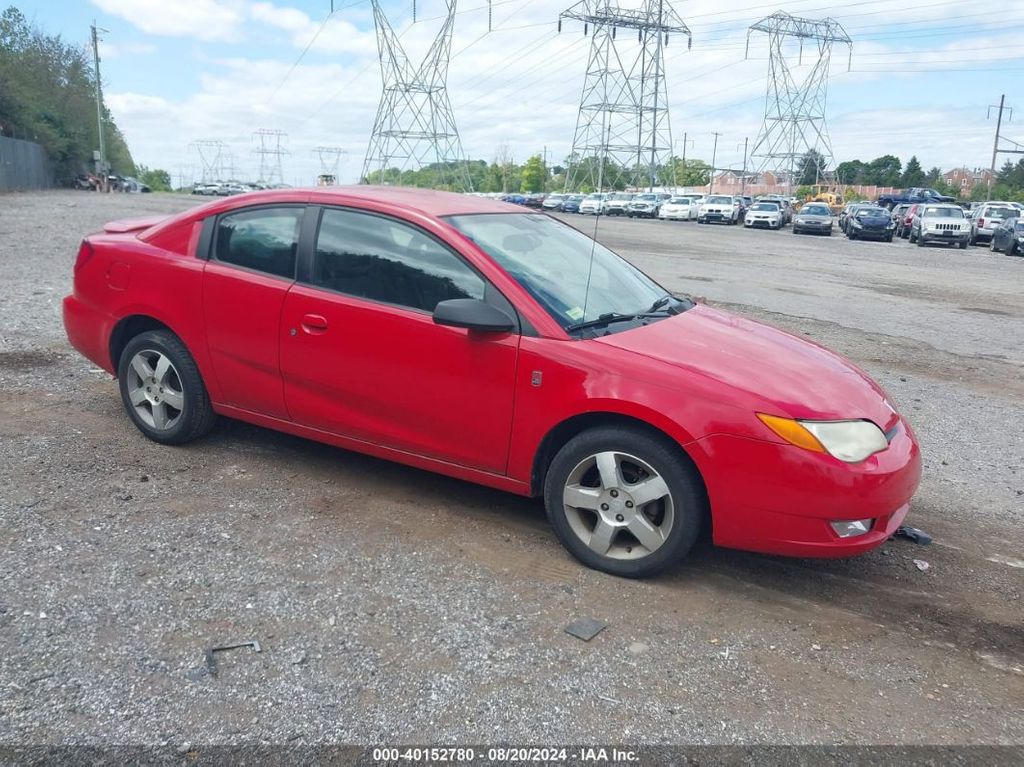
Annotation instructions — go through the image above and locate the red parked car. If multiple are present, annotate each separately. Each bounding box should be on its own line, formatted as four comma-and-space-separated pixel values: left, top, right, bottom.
63, 187, 922, 577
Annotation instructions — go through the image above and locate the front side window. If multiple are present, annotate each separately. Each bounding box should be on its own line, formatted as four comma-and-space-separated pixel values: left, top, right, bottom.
446, 213, 677, 329
214, 207, 302, 278
312, 208, 484, 313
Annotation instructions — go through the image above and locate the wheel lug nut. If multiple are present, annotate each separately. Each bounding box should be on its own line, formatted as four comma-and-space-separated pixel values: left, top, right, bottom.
615, 514, 624, 522
600, 503, 609, 511
625, 501, 633, 508
610, 489, 618, 498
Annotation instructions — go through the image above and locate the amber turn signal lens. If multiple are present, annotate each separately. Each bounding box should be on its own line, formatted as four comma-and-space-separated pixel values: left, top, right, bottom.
756, 413, 826, 453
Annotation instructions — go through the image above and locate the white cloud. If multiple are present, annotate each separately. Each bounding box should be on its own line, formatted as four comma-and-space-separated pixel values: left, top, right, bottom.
91, 0, 248, 42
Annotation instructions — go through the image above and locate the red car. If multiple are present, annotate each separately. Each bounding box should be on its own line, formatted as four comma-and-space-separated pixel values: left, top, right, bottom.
63, 187, 922, 577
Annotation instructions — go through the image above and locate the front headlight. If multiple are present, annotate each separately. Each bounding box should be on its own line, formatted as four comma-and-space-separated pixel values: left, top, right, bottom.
757, 414, 889, 463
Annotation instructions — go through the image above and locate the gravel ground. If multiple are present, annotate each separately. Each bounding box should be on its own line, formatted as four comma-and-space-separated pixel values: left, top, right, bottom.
0, 191, 1021, 746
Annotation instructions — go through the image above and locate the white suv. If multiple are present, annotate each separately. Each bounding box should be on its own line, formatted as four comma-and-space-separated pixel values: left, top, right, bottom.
578, 193, 607, 215
698, 195, 738, 225
969, 202, 1018, 245
910, 204, 970, 249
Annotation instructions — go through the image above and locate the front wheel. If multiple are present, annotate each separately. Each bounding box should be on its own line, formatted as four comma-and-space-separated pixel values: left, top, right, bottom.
543, 427, 704, 578
916, 233, 925, 247
117, 330, 216, 445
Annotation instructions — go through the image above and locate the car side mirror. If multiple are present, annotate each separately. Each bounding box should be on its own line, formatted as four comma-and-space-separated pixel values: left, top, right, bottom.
433, 298, 515, 333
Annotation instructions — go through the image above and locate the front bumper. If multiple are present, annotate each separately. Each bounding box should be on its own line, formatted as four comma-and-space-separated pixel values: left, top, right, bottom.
689, 419, 922, 558
850, 226, 893, 239
745, 218, 779, 228
921, 230, 969, 244
700, 211, 732, 223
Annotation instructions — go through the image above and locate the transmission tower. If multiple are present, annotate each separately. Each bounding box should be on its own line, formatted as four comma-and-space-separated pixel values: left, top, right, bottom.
746, 12, 851, 191
560, 0, 691, 193
253, 128, 289, 186
190, 140, 228, 182
313, 146, 348, 181
361, 0, 472, 191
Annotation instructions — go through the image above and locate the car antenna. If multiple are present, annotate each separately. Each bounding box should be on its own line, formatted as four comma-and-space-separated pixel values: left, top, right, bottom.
580, 119, 612, 323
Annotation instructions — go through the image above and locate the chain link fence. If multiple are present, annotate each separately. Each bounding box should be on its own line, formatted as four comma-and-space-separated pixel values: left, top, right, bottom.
0, 136, 53, 191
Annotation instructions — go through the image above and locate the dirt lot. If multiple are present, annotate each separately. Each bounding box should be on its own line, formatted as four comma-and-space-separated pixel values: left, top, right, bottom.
0, 191, 1021, 746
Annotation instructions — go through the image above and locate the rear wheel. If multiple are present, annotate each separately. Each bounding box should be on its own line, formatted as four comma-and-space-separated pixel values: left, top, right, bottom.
117, 330, 216, 445
544, 427, 704, 578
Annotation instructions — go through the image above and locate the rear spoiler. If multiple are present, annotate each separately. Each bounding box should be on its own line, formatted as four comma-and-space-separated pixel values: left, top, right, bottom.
102, 215, 167, 234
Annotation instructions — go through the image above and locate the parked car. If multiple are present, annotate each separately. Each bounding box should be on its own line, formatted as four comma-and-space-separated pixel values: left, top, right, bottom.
578, 193, 607, 215
658, 196, 698, 221
697, 195, 738, 224
845, 206, 895, 242
604, 193, 634, 216
758, 195, 792, 224
502, 193, 527, 206
627, 193, 665, 218
909, 204, 970, 248
744, 201, 783, 230
62, 187, 921, 577
522, 193, 546, 209
560, 194, 584, 213
876, 187, 956, 210
839, 203, 871, 233
890, 204, 910, 229
792, 203, 834, 235
989, 216, 1024, 256
895, 203, 920, 238
968, 202, 1018, 245
541, 194, 566, 211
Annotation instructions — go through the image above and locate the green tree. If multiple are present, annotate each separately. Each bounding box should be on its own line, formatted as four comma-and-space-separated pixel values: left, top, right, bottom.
835, 160, 865, 185
925, 166, 942, 185
137, 165, 171, 191
969, 183, 988, 202
863, 155, 902, 187
901, 156, 925, 187
797, 149, 826, 186
520, 154, 547, 193
0, 5, 134, 182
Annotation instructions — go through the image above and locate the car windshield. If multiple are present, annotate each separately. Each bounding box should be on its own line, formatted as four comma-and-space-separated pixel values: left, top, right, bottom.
924, 207, 964, 218
610, 193, 633, 200
706, 196, 731, 204
986, 207, 1015, 218
445, 213, 679, 330
547, 195, 565, 201
668, 197, 689, 203
636, 194, 657, 201
857, 208, 888, 218
751, 203, 777, 211
802, 205, 830, 216
585, 194, 603, 200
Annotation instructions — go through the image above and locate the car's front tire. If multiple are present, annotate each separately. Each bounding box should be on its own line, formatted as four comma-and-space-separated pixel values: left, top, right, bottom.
117, 330, 216, 445
543, 426, 704, 578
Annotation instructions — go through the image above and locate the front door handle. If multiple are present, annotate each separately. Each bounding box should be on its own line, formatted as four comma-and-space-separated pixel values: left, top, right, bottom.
300, 313, 328, 334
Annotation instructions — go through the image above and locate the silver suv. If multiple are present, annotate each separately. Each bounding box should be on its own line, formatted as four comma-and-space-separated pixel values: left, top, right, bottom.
969, 202, 1018, 245
910, 204, 970, 249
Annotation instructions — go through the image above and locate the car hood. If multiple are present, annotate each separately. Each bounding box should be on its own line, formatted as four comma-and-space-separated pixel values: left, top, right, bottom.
596, 305, 896, 426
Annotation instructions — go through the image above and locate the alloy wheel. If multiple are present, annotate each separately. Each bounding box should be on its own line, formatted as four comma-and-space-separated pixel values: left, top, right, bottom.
125, 349, 185, 431
561, 451, 674, 561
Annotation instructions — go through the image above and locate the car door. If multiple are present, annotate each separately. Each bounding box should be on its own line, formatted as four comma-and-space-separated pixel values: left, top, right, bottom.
279, 206, 519, 474
202, 204, 309, 419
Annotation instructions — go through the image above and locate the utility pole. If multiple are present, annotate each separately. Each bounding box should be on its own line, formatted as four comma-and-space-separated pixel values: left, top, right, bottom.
988, 95, 1009, 200
708, 131, 721, 194
90, 22, 108, 190
738, 137, 749, 195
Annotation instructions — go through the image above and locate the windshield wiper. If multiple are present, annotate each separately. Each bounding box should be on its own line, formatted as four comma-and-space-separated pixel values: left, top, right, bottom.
565, 312, 641, 333
566, 297, 683, 334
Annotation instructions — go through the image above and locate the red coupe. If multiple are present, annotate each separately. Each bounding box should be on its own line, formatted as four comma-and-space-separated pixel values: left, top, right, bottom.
63, 187, 921, 577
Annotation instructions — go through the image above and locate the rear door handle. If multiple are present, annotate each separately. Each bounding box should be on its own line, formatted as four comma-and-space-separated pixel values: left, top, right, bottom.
300, 313, 328, 333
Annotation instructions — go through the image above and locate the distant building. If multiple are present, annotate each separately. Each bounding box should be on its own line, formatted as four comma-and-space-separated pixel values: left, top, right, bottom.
942, 167, 993, 191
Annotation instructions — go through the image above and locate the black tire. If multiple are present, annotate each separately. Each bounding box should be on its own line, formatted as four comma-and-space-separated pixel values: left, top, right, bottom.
916, 233, 925, 247
886, 233, 894, 243
848, 230, 857, 240
117, 329, 216, 445
543, 426, 704, 578
909, 229, 917, 243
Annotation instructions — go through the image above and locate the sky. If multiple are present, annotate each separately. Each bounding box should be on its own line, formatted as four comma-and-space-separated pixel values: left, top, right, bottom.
12, 0, 1024, 186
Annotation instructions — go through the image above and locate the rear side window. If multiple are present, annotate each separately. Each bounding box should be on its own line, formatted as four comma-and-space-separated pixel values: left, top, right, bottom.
312, 208, 485, 313
214, 207, 302, 279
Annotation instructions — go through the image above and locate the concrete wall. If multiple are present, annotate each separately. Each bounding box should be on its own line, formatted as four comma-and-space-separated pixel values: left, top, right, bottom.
0, 136, 53, 192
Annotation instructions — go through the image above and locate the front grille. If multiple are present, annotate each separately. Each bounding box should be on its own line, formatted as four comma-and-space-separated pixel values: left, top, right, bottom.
933, 223, 960, 231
